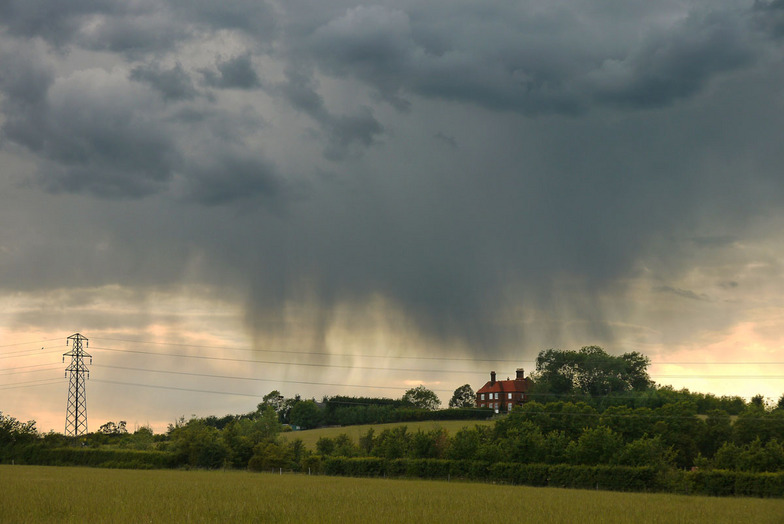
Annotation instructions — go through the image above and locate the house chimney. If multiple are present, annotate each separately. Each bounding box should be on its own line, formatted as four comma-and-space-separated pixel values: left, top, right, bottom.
490, 371, 496, 384
516, 368, 525, 380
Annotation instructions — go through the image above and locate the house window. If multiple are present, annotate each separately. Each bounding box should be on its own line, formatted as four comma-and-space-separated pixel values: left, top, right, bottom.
480, 393, 485, 400
507, 403, 512, 411
508, 393, 512, 400
494, 393, 499, 399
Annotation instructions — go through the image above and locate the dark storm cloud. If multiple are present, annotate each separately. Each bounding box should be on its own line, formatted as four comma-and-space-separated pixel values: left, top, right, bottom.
0, 0, 118, 46
590, 10, 755, 108
179, 153, 282, 206
201, 54, 262, 90
753, 0, 784, 38
130, 62, 199, 101
286, 1, 774, 114
0, 0, 277, 53
169, 0, 277, 36
0, 45, 53, 131
0, 63, 179, 198
2, 0, 784, 354
279, 68, 384, 160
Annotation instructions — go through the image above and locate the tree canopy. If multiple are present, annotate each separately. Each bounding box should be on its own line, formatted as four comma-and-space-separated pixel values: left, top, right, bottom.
534, 346, 652, 396
449, 384, 476, 408
402, 385, 441, 410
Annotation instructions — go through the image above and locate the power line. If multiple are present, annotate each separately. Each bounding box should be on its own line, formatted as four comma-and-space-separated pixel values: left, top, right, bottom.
0, 362, 61, 372
0, 337, 62, 349
92, 339, 784, 366
87, 345, 784, 377
0, 378, 63, 390
4, 336, 784, 367
0, 365, 61, 376
94, 337, 522, 362
0, 348, 63, 359
89, 348, 490, 374
92, 378, 454, 395
90, 363, 784, 389
88, 350, 784, 381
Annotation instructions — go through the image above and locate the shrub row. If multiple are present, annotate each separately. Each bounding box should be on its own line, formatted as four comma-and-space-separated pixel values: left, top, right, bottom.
679, 470, 784, 498
322, 406, 493, 427
6, 445, 179, 469
391, 408, 494, 423
320, 458, 784, 497
322, 457, 660, 491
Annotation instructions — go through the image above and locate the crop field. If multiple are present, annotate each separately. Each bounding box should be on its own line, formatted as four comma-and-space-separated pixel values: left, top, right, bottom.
279, 419, 494, 448
1, 465, 783, 523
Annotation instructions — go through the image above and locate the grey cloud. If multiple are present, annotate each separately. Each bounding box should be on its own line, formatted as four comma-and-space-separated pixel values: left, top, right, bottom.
753, 0, 784, 38
281, 69, 383, 160
691, 236, 737, 248
434, 132, 457, 148
290, 2, 770, 115
0, 1, 277, 52
201, 54, 261, 90
0, 0, 118, 46
77, 11, 190, 56
590, 11, 755, 108
655, 286, 712, 301
0, 46, 54, 153
169, 0, 277, 37
4, 0, 784, 357
130, 62, 199, 101
3, 68, 179, 198
178, 153, 282, 206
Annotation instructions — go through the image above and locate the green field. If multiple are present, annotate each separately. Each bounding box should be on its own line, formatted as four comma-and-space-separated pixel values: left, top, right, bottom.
279, 419, 494, 448
1, 465, 783, 523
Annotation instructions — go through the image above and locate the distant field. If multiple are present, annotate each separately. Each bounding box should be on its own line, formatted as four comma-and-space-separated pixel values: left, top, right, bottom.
2, 465, 783, 523
280, 419, 494, 448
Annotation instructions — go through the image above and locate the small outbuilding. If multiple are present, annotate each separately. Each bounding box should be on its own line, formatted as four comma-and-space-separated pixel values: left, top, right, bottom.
476, 368, 532, 414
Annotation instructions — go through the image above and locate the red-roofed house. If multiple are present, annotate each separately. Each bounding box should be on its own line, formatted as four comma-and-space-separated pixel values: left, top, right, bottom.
476, 368, 533, 414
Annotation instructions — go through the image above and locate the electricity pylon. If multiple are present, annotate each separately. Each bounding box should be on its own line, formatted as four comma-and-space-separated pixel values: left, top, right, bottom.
63, 333, 91, 436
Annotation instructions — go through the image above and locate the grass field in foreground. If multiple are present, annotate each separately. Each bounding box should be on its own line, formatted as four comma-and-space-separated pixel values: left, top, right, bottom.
1, 465, 783, 523
279, 419, 494, 448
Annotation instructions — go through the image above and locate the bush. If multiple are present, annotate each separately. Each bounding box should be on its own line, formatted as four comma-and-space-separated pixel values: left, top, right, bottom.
684, 469, 784, 497
489, 463, 549, 486
546, 464, 659, 491
10, 446, 178, 469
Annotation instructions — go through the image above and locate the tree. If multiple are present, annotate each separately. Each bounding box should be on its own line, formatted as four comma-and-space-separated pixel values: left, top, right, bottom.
402, 385, 441, 410
168, 418, 228, 468
253, 406, 282, 440
534, 346, 653, 396
449, 384, 475, 408
616, 435, 674, 469
566, 426, 623, 465
289, 400, 323, 429
0, 412, 37, 447
258, 390, 285, 419
98, 420, 128, 435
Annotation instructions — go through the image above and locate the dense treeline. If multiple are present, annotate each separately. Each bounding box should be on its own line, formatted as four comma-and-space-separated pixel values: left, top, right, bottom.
2, 347, 784, 497
4, 394, 784, 483
312, 401, 784, 471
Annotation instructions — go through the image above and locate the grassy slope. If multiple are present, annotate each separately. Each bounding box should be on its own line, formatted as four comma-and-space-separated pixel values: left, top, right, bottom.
279, 419, 494, 448
2, 465, 783, 523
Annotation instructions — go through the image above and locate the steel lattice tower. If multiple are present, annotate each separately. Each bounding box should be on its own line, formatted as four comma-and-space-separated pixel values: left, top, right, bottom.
63, 333, 92, 436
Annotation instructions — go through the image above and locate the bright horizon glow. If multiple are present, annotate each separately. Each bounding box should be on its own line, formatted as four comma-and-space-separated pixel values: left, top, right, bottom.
2, 284, 782, 435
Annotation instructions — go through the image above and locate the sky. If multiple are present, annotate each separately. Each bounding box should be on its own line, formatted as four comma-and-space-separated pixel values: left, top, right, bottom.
2, 0, 784, 434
